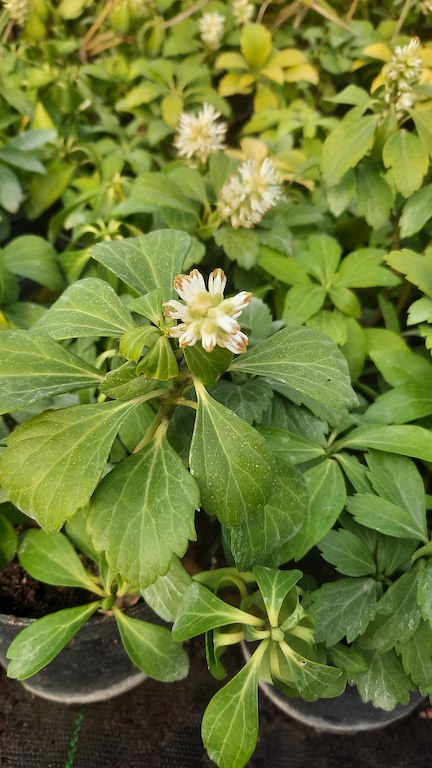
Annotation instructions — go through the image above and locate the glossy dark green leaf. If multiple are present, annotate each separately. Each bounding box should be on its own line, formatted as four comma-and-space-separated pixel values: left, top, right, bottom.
371, 570, 421, 652
355, 649, 413, 710
0, 401, 138, 531
0, 512, 17, 569
7, 602, 101, 679
32, 278, 134, 339
202, 644, 265, 768
141, 556, 192, 622
3, 236, 64, 291
183, 345, 232, 387
114, 609, 189, 682
229, 326, 356, 410
189, 382, 275, 526
311, 578, 380, 645
91, 230, 191, 299
88, 427, 198, 587
253, 566, 302, 626
319, 529, 376, 577
0, 331, 102, 414
172, 582, 264, 642
18, 529, 100, 592
230, 460, 307, 570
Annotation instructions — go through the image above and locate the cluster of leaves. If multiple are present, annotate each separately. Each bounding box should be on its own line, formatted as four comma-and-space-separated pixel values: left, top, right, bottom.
1, 2, 432, 767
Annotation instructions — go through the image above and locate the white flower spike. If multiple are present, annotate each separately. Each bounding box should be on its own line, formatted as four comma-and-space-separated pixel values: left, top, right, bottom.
218, 157, 282, 229
163, 268, 252, 354
232, 0, 255, 26
199, 11, 225, 51
3, 0, 30, 25
174, 103, 227, 164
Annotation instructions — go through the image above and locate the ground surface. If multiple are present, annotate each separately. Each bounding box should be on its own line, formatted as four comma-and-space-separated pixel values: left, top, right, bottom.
0, 640, 430, 767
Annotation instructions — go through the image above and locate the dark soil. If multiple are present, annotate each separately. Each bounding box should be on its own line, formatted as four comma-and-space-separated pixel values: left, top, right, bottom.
0, 560, 97, 619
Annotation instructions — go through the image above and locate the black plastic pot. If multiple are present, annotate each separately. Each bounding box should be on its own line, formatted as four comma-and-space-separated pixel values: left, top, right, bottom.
241, 643, 423, 733
0, 603, 151, 704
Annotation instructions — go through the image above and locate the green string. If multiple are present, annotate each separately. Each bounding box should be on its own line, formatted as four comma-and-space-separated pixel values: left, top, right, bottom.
64, 708, 84, 768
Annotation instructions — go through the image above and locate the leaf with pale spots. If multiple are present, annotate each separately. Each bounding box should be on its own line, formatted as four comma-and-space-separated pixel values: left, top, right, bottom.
0, 331, 102, 414
90, 230, 192, 299
189, 382, 275, 526
88, 429, 199, 587
31, 278, 134, 339
0, 401, 139, 532
229, 326, 357, 410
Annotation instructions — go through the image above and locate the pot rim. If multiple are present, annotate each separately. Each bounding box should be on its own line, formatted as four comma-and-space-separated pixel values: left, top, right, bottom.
0, 598, 146, 629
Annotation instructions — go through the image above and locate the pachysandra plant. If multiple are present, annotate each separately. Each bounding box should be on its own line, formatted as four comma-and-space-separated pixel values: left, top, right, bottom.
0, 229, 356, 764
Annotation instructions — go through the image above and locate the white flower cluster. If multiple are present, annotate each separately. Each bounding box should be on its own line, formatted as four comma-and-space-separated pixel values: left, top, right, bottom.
218, 158, 282, 229
3, 0, 30, 25
383, 37, 423, 113
232, 0, 255, 26
164, 268, 252, 354
420, 1, 432, 14
199, 11, 225, 51
174, 103, 227, 164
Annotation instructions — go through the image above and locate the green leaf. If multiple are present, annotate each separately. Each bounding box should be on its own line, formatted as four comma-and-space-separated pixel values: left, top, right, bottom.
253, 566, 302, 626
114, 609, 189, 682
6, 602, 101, 679
210, 379, 273, 425
230, 460, 307, 571
399, 184, 432, 238
366, 452, 426, 532
283, 284, 326, 325
347, 494, 427, 542
239, 297, 273, 344
365, 384, 432, 424
257, 247, 309, 286
319, 529, 376, 577
136, 336, 179, 380
2, 236, 64, 291
17, 529, 100, 592
356, 165, 394, 229
129, 288, 165, 326
189, 382, 275, 527
32, 279, 134, 339
26, 161, 73, 220
397, 621, 432, 697
0, 512, 17, 569
341, 424, 432, 463
118, 402, 155, 452
91, 230, 192, 299
411, 109, 432, 158
183, 345, 232, 387
229, 326, 357, 410
241, 23, 272, 69
0, 331, 102, 414
88, 426, 198, 587
355, 649, 413, 710
385, 249, 432, 298
114, 174, 199, 217
370, 349, 432, 386
99, 363, 166, 401
417, 564, 432, 627
119, 325, 160, 363
290, 459, 346, 560
0, 163, 23, 213
370, 570, 421, 652
172, 582, 263, 642
258, 425, 326, 465
278, 642, 346, 701
142, 556, 192, 622
322, 112, 379, 186
213, 228, 259, 270
202, 646, 264, 768
0, 400, 138, 531
311, 578, 380, 645
336, 248, 399, 289
383, 130, 429, 198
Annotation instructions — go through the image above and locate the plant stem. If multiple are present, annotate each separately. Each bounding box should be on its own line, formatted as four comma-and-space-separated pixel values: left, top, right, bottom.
392, 0, 413, 41
162, 0, 210, 29
133, 371, 193, 453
